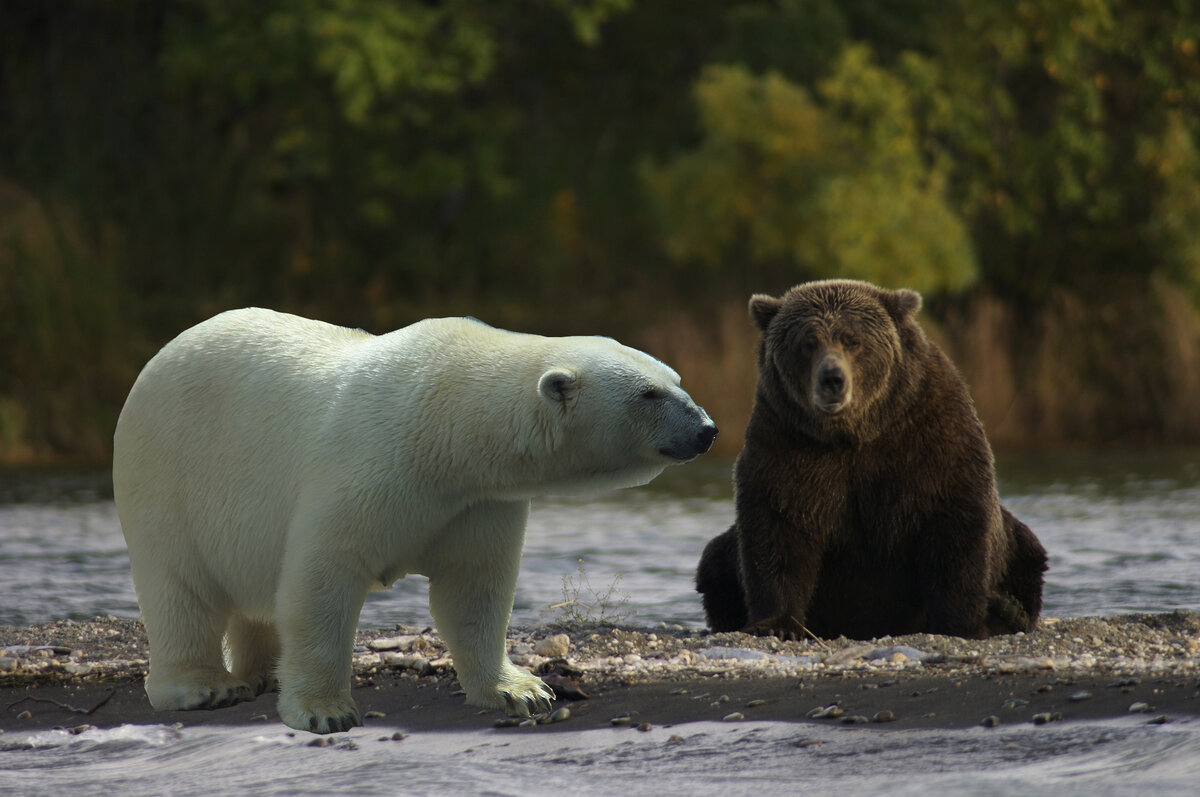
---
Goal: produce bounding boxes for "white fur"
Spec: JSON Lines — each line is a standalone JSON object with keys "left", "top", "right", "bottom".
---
{"left": 113, "top": 309, "right": 714, "bottom": 733}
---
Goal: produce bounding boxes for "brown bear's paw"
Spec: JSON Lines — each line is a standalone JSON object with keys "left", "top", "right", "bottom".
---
{"left": 745, "top": 615, "right": 808, "bottom": 642}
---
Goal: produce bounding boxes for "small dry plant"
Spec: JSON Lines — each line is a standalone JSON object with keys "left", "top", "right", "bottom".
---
{"left": 544, "top": 558, "right": 631, "bottom": 628}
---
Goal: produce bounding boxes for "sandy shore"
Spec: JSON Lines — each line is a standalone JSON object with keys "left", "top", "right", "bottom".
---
{"left": 2, "top": 612, "right": 1198, "bottom": 736}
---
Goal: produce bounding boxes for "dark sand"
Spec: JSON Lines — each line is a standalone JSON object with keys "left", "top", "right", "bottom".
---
{"left": 3, "top": 614, "right": 1198, "bottom": 736}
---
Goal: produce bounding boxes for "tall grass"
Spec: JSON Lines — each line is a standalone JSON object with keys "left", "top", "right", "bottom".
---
{"left": 640, "top": 283, "right": 1200, "bottom": 456}
{"left": 0, "top": 183, "right": 134, "bottom": 465}
{"left": 4, "top": 257, "right": 1200, "bottom": 464}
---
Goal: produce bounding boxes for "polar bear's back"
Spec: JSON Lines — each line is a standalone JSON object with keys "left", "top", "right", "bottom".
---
{"left": 115, "top": 308, "right": 372, "bottom": 466}
{"left": 113, "top": 309, "right": 386, "bottom": 608}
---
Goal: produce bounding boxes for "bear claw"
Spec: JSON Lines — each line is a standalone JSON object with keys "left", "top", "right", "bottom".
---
{"left": 499, "top": 682, "right": 555, "bottom": 717}
{"left": 304, "top": 710, "right": 362, "bottom": 734}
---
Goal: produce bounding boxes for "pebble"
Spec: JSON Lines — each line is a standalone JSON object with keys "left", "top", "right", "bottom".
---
{"left": 368, "top": 635, "right": 419, "bottom": 652}
{"left": 364, "top": 710, "right": 386, "bottom": 719}
{"left": 381, "top": 652, "right": 431, "bottom": 675}
{"left": 534, "top": 634, "right": 571, "bottom": 658}
{"left": 16, "top": 710, "right": 32, "bottom": 720}
{"left": 67, "top": 724, "right": 94, "bottom": 735}
{"left": 841, "top": 715, "right": 870, "bottom": 724}
{"left": 610, "top": 713, "right": 633, "bottom": 726}
{"left": 722, "top": 712, "right": 745, "bottom": 722}
{"left": 1128, "top": 702, "right": 1154, "bottom": 713}
{"left": 980, "top": 715, "right": 1001, "bottom": 728}
{"left": 637, "top": 722, "right": 653, "bottom": 732}
{"left": 807, "top": 705, "right": 844, "bottom": 720}
{"left": 1068, "top": 690, "right": 1094, "bottom": 702}
{"left": 668, "top": 734, "right": 685, "bottom": 744}
{"left": 548, "top": 707, "right": 571, "bottom": 723}
{"left": 746, "top": 699, "right": 767, "bottom": 708}
{"left": 1032, "top": 712, "right": 1062, "bottom": 725}
{"left": 1002, "top": 698, "right": 1030, "bottom": 710}
{"left": 871, "top": 710, "right": 896, "bottom": 723}
{"left": 1147, "top": 715, "right": 1172, "bottom": 725}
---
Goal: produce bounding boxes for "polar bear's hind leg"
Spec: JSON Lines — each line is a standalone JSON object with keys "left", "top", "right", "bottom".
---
{"left": 140, "top": 583, "right": 255, "bottom": 711}
{"left": 273, "top": 553, "right": 369, "bottom": 734}
{"left": 227, "top": 614, "right": 281, "bottom": 695}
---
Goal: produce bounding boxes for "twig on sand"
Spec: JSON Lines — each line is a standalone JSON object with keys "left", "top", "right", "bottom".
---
{"left": 6, "top": 687, "right": 116, "bottom": 716}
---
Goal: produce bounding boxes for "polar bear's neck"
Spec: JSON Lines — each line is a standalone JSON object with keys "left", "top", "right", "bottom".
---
{"left": 339, "top": 321, "right": 641, "bottom": 502}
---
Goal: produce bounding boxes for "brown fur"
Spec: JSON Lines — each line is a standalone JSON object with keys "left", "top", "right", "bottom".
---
{"left": 696, "top": 280, "right": 1047, "bottom": 640}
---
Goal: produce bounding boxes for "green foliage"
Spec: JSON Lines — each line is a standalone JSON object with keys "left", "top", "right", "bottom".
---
{"left": 645, "top": 48, "right": 977, "bottom": 294}
{"left": 8, "top": 0, "right": 1200, "bottom": 459}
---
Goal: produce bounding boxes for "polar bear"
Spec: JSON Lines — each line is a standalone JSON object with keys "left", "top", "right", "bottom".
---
{"left": 113, "top": 309, "right": 717, "bottom": 733}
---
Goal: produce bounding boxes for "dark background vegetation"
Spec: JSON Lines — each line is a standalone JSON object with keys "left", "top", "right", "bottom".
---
{"left": 4, "top": 0, "right": 1200, "bottom": 463}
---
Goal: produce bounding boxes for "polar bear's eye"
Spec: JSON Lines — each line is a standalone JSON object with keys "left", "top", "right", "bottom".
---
{"left": 641, "top": 387, "right": 667, "bottom": 401}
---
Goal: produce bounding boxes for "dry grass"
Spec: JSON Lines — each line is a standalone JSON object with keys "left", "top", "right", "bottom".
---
{"left": 637, "top": 286, "right": 1200, "bottom": 456}
{"left": 636, "top": 303, "right": 760, "bottom": 457}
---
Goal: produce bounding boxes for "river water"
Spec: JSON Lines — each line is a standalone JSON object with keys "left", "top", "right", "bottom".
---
{"left": 2, "top": 450, "right": 1199, "bottom": 794}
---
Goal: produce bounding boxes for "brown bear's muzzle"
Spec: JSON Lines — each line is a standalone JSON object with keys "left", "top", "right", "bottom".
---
{"left": 812, "top": 352, "right": 852, "bottom": 414}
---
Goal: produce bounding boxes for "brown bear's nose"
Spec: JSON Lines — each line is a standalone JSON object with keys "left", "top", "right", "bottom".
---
{"left": 818, "top": 363, "right": 845, "bottom": 394}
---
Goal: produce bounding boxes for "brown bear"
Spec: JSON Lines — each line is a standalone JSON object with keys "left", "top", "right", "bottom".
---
{"left": 695, "top": 279, "right": 1047, "bottom": 640}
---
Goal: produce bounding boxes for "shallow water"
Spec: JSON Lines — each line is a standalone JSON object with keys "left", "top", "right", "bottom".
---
{"left": 2, "top": 451, "right": 1200, "bottom": 794}
{"left": 2, "top": 717, "right": 1198, "bottom": 796}
{"left": 2, "top": 451, "right": 1200, "bottom": 629}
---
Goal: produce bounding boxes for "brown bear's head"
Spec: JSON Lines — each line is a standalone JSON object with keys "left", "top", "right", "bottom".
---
{"left": 748, "top": 279, "right": 926, "bottom": 443}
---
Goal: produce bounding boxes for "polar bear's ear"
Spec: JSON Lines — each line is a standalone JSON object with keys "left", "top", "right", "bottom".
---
{"left": 749, "top": 294, "right": 782, "bottom": 331}
{"left": 539, "top": 368, "right": 580, "bottom": 405}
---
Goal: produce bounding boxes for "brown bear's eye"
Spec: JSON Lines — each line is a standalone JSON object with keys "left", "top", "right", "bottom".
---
{"left": 792, "top": 330, "right": 818, "bottom": 352}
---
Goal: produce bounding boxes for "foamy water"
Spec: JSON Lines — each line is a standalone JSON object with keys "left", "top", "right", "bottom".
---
{"left": 2, "top": 717, "right": 1198, "bottom": 796}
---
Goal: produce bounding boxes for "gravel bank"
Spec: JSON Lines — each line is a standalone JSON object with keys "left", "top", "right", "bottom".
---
{"left": 2, "top": 612, "right": 1197, "bottom": 733}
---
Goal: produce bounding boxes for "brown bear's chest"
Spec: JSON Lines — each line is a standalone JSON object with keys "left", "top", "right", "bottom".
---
{"left": 774, "top": 441, "right": 932, "bottom": 551}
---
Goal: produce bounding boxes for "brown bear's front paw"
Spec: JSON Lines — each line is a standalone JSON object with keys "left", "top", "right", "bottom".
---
{"left": 745, "top": 615, "right": 808, "bottom": 642}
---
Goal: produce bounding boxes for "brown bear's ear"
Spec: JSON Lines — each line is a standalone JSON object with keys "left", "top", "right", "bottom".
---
{"left": 749, "top": 294, "right": 782, "bottom": 331}
{"left": 882, "top": 288, "right": 922, "bottom": 323}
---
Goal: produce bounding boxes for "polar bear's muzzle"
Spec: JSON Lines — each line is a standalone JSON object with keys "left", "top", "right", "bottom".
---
{"left": 659, "top": 407, "right": 719, "bottom": 461}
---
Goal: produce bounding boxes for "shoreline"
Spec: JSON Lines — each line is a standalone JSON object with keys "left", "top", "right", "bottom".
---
{"left": 2, "top": 612, "right": 1198, "bottom": 736}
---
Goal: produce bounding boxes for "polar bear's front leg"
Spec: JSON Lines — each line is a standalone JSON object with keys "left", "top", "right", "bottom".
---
{"left": 427, "top": 500, "right": 555, "bottom": 717}
{"left": 274, "top": 557, "right": 370, "bottom": 734}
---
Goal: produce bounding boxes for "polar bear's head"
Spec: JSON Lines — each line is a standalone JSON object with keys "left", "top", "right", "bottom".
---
{"left": 528, "top": 337, "right": 718, "bottom": 496}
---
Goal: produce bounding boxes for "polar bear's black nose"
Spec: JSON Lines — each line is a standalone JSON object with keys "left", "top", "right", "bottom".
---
{"left": 697, "top": 421, "right": 719, "bottom": 452}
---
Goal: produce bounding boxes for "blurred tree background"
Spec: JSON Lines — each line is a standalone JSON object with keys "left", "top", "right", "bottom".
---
{"left": 4, "top": 0, "right": 1200, "bottom": 463}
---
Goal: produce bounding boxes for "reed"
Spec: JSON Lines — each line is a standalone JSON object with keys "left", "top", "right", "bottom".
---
{"left": 5, "top": 269, "right": 1200, "bottom": 465}
{"left": 638, "top": 284, "right": 1200, "bottom": 456}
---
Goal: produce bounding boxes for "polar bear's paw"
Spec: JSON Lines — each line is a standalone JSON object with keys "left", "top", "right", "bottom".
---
{"left": 278, "top": 693, "right": 363, "bottom": 735}
{"left": 146, "top": 667, "right": 255, "bottom": 711}
{"left": 495, "top": 670, "right": 556, "bottom": 718}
